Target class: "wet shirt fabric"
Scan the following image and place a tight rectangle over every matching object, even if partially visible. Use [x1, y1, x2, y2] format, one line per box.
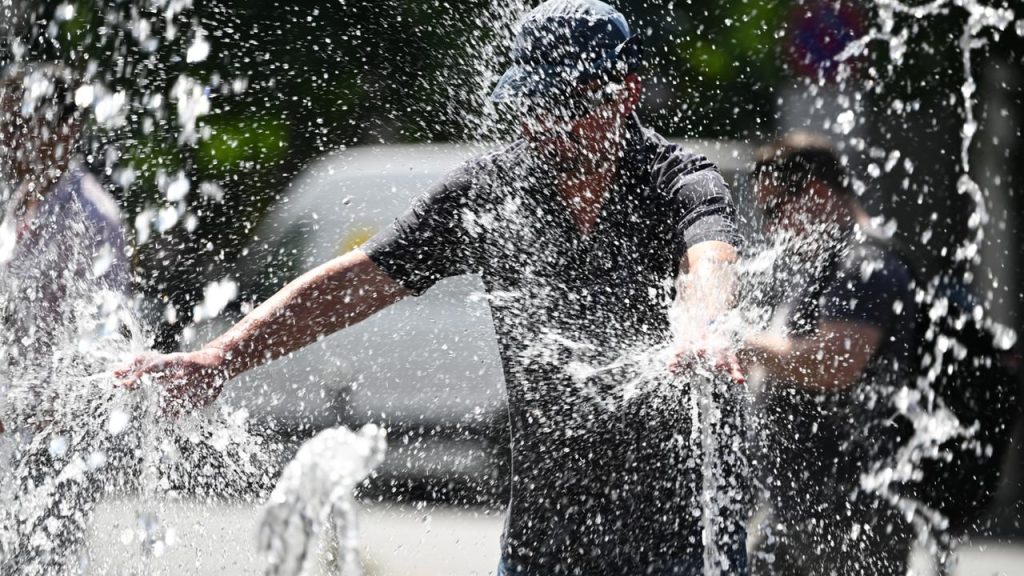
[761, 231, 918, 523]
[365, 115, 743, 574]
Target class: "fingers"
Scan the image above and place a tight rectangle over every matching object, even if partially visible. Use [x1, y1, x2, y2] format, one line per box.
[667, 355, 683, 374]
[668, 355, 692, 375]
[113, 352, 156, 377]
[669, 347, 746, 385]
[710, 351, 746, 386]
[729, 364, 746, 385]
[110, 352, 224, 421]
[115, 352, 182, 391]
[668, 347, 705, 375]
[722, 354, 746, 386]
[114, 352, 159, 389]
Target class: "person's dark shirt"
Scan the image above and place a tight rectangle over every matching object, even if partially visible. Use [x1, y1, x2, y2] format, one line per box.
[364, 114, 742, 573]
[762, 230, 918, 521]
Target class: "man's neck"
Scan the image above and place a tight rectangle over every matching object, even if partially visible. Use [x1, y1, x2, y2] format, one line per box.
[557, 161, 618, 235]
[554, 120, 630, 235]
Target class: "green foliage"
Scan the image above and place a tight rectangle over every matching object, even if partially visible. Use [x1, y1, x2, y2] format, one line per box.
[196, 115, 290, 179]
[658, 0, 784, 137]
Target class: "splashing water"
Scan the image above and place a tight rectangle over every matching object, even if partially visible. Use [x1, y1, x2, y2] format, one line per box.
[259, 424, 386, 576]
[0, 195, 280, 573]
[1, 0, 1021, 574]
[523, 252, 774, 574]
[832, 1, 1019, 569]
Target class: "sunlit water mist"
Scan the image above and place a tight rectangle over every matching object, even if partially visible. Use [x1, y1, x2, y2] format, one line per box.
[0, 210, 280, 574]
[1, 0, 1021, 575]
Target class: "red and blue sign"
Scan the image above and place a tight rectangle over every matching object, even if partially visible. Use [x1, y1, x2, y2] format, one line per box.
[786, 0, 867, 82]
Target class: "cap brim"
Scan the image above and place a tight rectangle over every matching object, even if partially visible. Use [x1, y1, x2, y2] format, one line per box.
[489, 63, 584, 103]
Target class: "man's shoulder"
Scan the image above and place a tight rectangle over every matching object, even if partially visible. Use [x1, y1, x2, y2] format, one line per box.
[631, 125, 723, 188]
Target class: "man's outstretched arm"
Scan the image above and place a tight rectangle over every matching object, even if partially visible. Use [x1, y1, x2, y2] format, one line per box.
[116, 249, 411, 406]
[209, 249, 410, 377]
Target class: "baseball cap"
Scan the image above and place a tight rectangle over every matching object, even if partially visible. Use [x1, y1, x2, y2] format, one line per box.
[490, 0, 642, 103]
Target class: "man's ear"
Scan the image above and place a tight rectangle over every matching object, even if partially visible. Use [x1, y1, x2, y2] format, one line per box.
[620, 73, 641, 116]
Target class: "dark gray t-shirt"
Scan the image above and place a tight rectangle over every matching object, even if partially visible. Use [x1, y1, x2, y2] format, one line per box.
[364, 117, 742, 573]
[762, 232, 918, 521]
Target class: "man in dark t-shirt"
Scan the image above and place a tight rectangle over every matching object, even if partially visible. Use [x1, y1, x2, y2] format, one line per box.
[119, 1, 747, 574]
[740, 132, 918, 576]
[363, 114, 745, 574]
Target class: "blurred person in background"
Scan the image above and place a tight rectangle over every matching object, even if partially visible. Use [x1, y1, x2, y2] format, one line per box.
[739, 131, 918, 576]
[119, 1, 751, 574]
[0, 62, 130, 428]
[0, 62, 130, 572]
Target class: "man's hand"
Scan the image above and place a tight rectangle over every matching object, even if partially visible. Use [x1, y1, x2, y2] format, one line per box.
[738, 322, 882, 392]
[670, 240, 745, 385]
[668, 339, 746, 385]
[114, 348, 229, 413]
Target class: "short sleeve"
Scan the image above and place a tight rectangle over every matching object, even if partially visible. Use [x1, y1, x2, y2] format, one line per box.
[362, 165, 482, 296]
[820, 251, 914, 328]
[653, 148, 742, 260]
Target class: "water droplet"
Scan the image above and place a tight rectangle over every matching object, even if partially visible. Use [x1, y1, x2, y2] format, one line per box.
[835, 110, 856, 134]
[48, 436, 68, 459]
[192, 278, 238, 322]
[186, 31, 211, 63]
[108, 408, 130, 435]
[156, 205, 179, 233]
[166, 173, 190, 202]
[74, 84, 94, 107]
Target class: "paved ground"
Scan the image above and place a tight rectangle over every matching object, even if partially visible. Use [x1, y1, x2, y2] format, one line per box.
[87, 499, 504, 576]
[86, 499, 1022, 576]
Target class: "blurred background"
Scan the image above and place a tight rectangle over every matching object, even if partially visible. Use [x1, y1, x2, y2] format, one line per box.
[2, 0, 1024, 574]
[2, 0, 1019, 351]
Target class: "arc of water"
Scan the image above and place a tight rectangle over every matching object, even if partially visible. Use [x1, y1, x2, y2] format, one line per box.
[835, 1, 1016, 570]
[693, 374, 724, 576]
[837, 0, 1015, 270]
